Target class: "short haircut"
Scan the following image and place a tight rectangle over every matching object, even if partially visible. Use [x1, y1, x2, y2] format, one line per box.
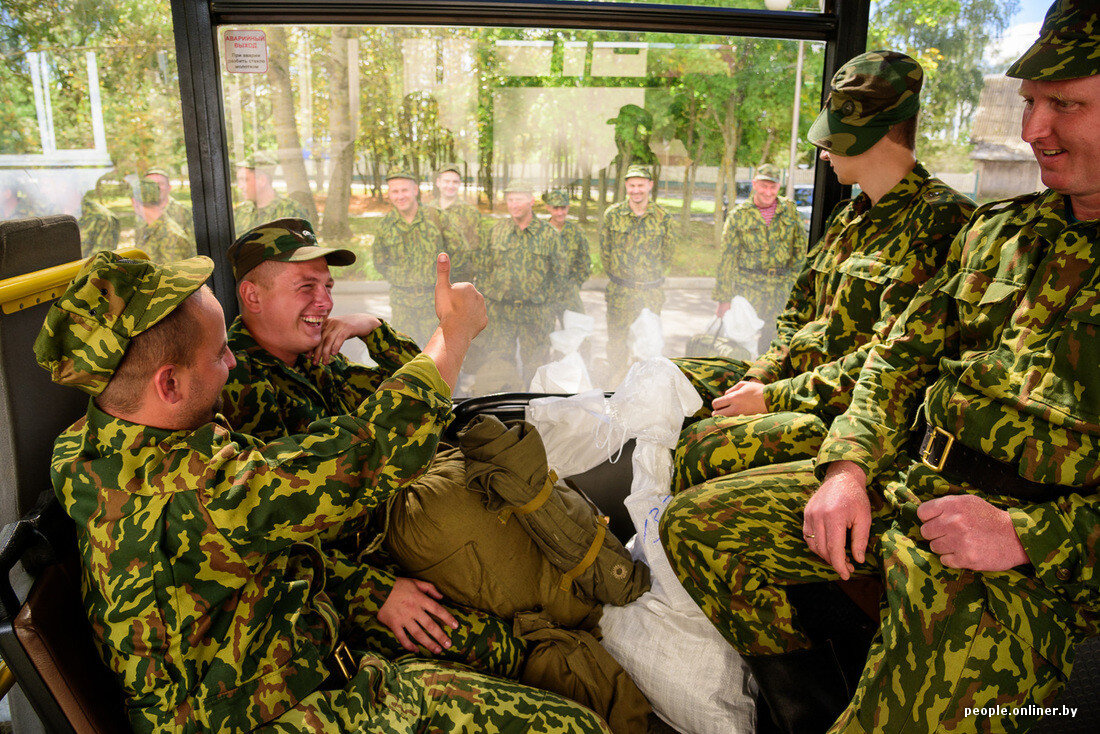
[96, 291, 203, 414]
[886, 114, 918, 151]
[239, 258, 280, 290]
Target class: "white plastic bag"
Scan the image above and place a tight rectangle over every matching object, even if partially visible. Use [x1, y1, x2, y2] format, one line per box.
[628, 307, 665, 362]
[722, 296, 765, 359]
[526, 389, 621, 479]
[529, 310, 595, 392]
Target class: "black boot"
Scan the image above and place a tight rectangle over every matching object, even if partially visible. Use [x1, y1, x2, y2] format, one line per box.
[744, 644, 853, 734]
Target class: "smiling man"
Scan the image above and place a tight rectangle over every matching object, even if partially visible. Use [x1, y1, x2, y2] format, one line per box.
[662, 2, 1100, 732]
[429, 163, 483, 283]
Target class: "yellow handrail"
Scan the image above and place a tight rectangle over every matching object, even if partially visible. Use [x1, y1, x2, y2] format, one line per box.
[0, 248, 148, 315]
[0, 658, 14, 701]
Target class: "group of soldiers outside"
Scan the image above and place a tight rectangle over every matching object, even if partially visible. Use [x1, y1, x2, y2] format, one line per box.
[21, 1, 1100, 732]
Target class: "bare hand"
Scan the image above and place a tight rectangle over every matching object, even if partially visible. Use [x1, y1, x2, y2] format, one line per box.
[917, 495, 1029, 571]
[310, 313, 381, 365]
[716, 301, 731, 317]
[803, 461, 872, 580]
[712, 380, 767, 417]
[434, 252, 486, 343]
[377, 577, 459, 654]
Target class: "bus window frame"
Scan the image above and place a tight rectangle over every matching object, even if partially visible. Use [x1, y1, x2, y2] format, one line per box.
[168, 0, 870, 317]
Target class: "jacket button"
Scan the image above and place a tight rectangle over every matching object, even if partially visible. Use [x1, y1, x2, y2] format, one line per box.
[1056, 567, 1071, 582]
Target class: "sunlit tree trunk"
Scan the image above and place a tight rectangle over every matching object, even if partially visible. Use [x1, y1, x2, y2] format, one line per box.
[322, 27, 354, 240]
[267, 27, 318, 222]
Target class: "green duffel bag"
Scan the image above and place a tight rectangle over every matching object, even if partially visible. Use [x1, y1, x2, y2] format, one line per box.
[458, 415, 650, 607]
[684, 317, 754, 360]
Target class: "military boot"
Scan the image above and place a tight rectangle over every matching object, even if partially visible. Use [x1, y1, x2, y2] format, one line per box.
[744, 643, 853, 734]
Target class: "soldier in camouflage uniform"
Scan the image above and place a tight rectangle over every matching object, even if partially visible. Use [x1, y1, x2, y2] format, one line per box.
[373, 169, 445, 346]
[474, 182, 564, 391]
[78, 173, 123, 256]
[599, 164, 672, 380]
[429, 163, 483, 283]
[222, 219, 525, 674]
[662, 7, 1100, 732]
[672, 51, 974, 493]
[38, 250, 609, 734]
[543, 189, 591, 318]
[234, 151, 309, 234]
[714, 163, 805, 349]
[134, 174, 194, 262]
[144, 167, 194, 235]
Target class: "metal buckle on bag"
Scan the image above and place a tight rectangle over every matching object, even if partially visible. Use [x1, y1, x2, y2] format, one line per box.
[332, 642, 356, 682]
[919, 426, 954, 473]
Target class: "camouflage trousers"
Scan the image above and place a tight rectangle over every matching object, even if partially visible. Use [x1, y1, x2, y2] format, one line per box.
[660, 458, 1087, 733]
[390, 287, 436, 347]
[732, 268, 797, 353]
[256, 655, 610, 733]
[671, 355, 751, 408]
[605, 282, 665, 381]
[474, 300, 554, 392]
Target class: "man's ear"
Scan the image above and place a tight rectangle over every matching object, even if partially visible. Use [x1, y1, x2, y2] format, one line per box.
[239, 280, 262, 314]
[151, 364, 184, 406]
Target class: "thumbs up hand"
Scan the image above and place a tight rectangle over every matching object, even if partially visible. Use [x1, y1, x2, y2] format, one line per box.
[434, 252, 486, 341]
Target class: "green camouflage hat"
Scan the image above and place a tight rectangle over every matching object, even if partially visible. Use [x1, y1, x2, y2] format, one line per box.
[808, 50, 923, 156]
[227, 217, 355, 280]
[34, 250, 213, 396]
[1007, 0, 1100, 81]
[755, 164, 782, 183]
[542, 190, 569, 207]
[624, 165, 653, 180]
[385, 167, 418, 183]
[143, 167, 171, 180]
[504, 180, 535, 194]
[138, 177, 163, 206]
[435, 162, 462, 178]
[240, 151, 279, 170]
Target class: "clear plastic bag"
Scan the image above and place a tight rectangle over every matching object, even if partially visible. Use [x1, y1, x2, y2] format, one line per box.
[530, 310, 595, 393]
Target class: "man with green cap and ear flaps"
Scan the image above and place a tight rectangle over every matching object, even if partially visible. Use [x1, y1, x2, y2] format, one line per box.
[543, 189, 591, 320]
[39, 249, 611, 734]
[671, 50, 973, 495]
[234, 151, 309, 234]
[663, 4, 1100, 732]
[429, 162, 485, 283]
[373, 168, 446, 346]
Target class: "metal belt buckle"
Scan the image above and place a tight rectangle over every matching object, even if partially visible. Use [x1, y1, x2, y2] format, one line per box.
[333, 641, 356, 682]
[919, 426, 954, 473]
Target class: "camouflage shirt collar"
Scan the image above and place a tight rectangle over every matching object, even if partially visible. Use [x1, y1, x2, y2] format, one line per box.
[854, 162, 932, 226]
[1006, 189, 1100, 243]
[84, 400, 231, 458]
[228, 316, 320, 379]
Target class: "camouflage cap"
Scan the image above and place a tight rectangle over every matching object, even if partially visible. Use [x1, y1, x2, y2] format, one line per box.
[434, 162, 462, 178]
[808, 50, 923, 156]
[143, 167, 171, 180]
[385, 167, 418, 183]
[34, 251, 213, 396]
[542, 190, 569, 207]
[227, 217, 355, 280]
[754, 164, 782, 183]
[240, 151, 279, 171]
[504, 180, 535, 194]
[1007, 0, 1100, 81]
[624, 164, 653, 180]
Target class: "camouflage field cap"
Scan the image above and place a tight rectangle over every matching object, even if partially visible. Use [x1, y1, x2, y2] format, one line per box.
[755, 164, 782, 183]
[542, 190, 569, 207]
[435, 162, 462, 178]
[808, 50, 923, 156]
[143, 167, 171, 180]
[385, 167, 418, 183]
[1007, 0, 1100, 81]
[227, 217, 355, 280]
[239, 151, 278, 178]
[138, 177, 163, 206]
[624, 164, 653, 180]
[504, 180, 535, 194]
[34, 251, 213, 396]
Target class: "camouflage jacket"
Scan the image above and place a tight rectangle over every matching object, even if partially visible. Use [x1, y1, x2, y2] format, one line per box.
[819, 191, 1100, 602]
[52, 355, 451, 734]
[599, 201, 673, 284]
[78, 198, 120, 256]
[714, 197, 805, 302]
[552, 219, 592, 302]
[137, 215, 192, 263]
[372, 205, 445, 290]
[477, 216, 563, 304]
[430, 199, 483, 282]
[234, 194, 308, 234]
[750, 163, 974, 419]
[164, 197, 194, 236]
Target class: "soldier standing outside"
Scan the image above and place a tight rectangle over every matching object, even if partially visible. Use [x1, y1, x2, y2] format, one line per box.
[663, 6, 1100, 732]
[37, 250, 609, 734]
[543, 189, 591, 319]
[430, 163, 482, 282]
[234, 151, 308, 233]
[599, 164, 672, 379]
[373, 169, 445, 345]
[474, 182, 563, 391]
[78, 173, 122, 256]
[133, 171, 192, 262]
[713, 163, 805, 350]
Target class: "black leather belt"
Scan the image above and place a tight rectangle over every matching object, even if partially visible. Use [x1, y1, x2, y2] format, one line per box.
[608, 273, 664, 289]
[318, 641, 357, 690]
[915, 416, 1080, 501]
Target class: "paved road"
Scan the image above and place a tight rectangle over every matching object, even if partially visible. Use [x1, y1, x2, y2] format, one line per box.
[331, 277, 740, 394]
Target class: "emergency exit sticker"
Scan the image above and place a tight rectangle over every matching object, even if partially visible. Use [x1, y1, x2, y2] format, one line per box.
[225, 30, 267, 73]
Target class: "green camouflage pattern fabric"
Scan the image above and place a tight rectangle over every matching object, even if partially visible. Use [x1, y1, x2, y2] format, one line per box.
[137, 214, 193, 263]
[550, 219, 591, 314]
[373, 206, 445, 346]
[430, 198, 483, 283]
[600, 200, 673, 373]
[52, 355, 588, 733]
[78, 197, 120, 256]
[34, 251, 212, 395]
[164, 196, 194, 236]
[1007, 0, 1100, 82]
[755, 164, 782, 183]
[714, 196, 806, 348]
[234, 194, 309, 235]
[808, 50, 923, 156]
[474, 216, 563, 391]
[221, 318, 526, 676]
[227, 217, 354, 280]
